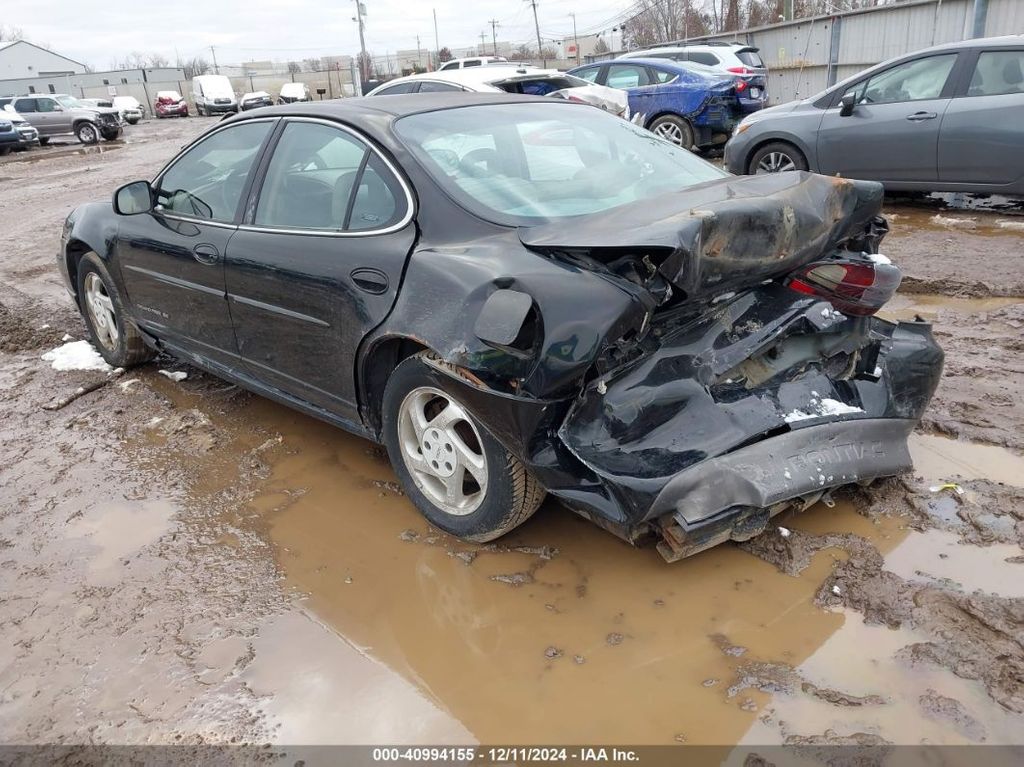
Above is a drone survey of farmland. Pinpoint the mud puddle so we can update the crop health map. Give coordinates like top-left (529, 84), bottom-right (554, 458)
top-left (909, 433), bottom-right (1024, 488)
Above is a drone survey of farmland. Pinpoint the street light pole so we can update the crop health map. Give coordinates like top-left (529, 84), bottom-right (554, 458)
top-left (527, 0), bottom-right (544, 68)
top-left (569, 12), bottom-right (579, 65)
top-left (353, 0), bottom-right (368, 82)
top-left (489, 19), bottom-right (500, 56)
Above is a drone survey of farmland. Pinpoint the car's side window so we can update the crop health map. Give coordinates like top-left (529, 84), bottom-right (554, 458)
top-left (848, 54), bottom-right (957, 105)
top-left (255, 121), bottom-right (406, 232)
top-left (967, 50), bottom-right (1024, 96)
top-left (439, 61), bottom-right (458, 71)
top-left (35, 98), bottom-right (56, 113)
top-left (155, 121), bottom-right (272, 223)
top-left (607, 65), bottom-right (650, 88)
top-left (651, 68), bottom-right (677, 84)
top-left (687, 52), bottom-right (719, 66)
top-left (14, 98), bottom-right (36, 113)
top-left (418, 81), bottom-right (462, 92)
top-left (464, 60), bottom-right (482, 67)
top-left (572, 67), bottom-right (600, 83)
top-left (378, 82), bottom-right (418, 95)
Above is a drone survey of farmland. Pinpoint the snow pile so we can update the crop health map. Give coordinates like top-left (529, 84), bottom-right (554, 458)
top-left (158, 370), bottom-right (188, 382)
top-left (41, 340), bottom-right (112, 372)
top-left (784, 397), bottom-right (863, 424)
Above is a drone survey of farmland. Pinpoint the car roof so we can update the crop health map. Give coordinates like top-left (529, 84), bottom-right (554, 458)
top-left (602, 57), bottom-right (726, 78)
top-left (227, 92), bottom-right (552, 124)
top-left (922, 34), bottom-right (1024, 53)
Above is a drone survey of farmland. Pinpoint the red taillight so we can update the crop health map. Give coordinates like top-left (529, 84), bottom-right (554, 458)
top-left (727, 66), bottom-right (752, 74)
top-left (788, 257), bottom-right (901, 316)
top-left (734, 79), bottom-right (748, 92)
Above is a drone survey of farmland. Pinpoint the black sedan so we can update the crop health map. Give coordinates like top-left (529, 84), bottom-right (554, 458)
top-left (58, 95), bottom-right (942, 561)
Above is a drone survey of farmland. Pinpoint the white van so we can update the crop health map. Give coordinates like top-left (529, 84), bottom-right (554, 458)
top-left (191, 75), bottom-right (238, 116)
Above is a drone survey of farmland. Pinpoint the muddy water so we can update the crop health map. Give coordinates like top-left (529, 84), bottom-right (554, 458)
top-left (224, 394), bottom-right (926, 745)
top-left (909, 433), bottom-right (1024, 488)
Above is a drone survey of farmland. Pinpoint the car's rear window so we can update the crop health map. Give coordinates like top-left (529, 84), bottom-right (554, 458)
top-left (736, 50), bottom-right (765, 68)
top-left (395, 102), bottom-right (727, 226)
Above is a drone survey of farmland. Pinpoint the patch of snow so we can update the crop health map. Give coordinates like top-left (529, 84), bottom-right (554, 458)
top-left (818, 398), bottom-right (863, 416)
top-left (158, 370), bottom-right (188, 382)
top-left (118, 378), bottom-right (141, 392)
top-left (39, 324), bottom-right (50, 329)
top-left (61, 333), bottom-right (74, 342)
top-left (873, 366), bottom-right (883, 377)
top-left (712, 291), bottom-right (736, 304)
top-left (784, 409), bottom-right (816, 423)
top-left (783, 469), bottom-right (792, 480)
top-left (996, 219), bottom-right (1024, 231)
top-left (40, 340), bottom-right (111, 372)
top-left (778, 526), bottom-right (791, 538)
top-left (931, 214), bottom-right (976, 230)
top-left (866, 253), bottom-right (892, 265)
top-left (831, 584), bottom-right (842, 596)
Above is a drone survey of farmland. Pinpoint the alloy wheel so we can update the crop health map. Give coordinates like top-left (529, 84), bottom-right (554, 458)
top-left (84, 272), bottom-right (119, 350)
top-left (755, 151), bottom-right (797, 173)
top-left (397, 386), bottom-right (488, 516)
top-left (653, 122), bottom-right (685, 146)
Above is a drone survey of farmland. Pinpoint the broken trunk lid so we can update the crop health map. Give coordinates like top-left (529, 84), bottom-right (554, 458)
top-left (518, 172), bottom-right (884, 301)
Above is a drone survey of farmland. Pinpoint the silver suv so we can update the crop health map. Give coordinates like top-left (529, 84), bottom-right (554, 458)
top-left (9, 94), bottom-right (123, 145)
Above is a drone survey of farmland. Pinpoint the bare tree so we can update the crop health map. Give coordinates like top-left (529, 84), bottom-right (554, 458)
top-left (539, 46), bottom-right (558, 61)
top-left (0, 24), bottom-right (24, 42)
top-left (513, 43), bottom-right (534, 60)
top-left (303, 57), bottom-right (323, 72)
top-left (287, 60), bottom-right (302, 74)
top-left (148, 52), bottom-right (169, 68)
top-left (438, 46), bottom-right (453, 63)
top-left (182, 56), bottom-right (210, 79)
top-left (593, 37), bottom-right (610, 55)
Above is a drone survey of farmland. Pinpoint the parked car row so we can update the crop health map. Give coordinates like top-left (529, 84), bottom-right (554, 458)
top-left (192, 75), bottom-right (313, 115)
top-left (0, 93), bottom-right (124, 150)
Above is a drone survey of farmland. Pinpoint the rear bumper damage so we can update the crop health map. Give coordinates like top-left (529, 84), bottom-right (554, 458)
top-left (652, 417), bottom-right (914, 561)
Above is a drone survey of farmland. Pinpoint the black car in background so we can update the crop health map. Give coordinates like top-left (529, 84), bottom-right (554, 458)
top-left (57, 95), bottom-right (942, 561)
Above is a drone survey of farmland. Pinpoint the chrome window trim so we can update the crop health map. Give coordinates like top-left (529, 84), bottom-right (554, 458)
top-left (151, 117), bottom-right (280, 228)
top-left (237, 116), bottom-right (416, 238)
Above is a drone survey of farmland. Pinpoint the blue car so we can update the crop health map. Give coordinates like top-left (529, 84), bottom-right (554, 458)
top-left (0, 109), bottom-right (39, 155)
top-left (568, 58), bottom-right (742, 149)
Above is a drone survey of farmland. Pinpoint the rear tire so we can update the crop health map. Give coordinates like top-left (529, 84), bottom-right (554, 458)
top-left (748, 141), bottom-right (808, 174)
top-left (649, 114), bottom-right (696, 150)
top-left (77, 252), bottom-right (153, 368)
top-left (38, 137), bottom-right (50, 146)
top-left (382, 352), bottom-right (545, 542)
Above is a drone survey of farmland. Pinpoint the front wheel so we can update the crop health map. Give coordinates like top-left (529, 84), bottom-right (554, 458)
top-left (382, 353), bottom-right (545, 542)
top-left (77, 253), bottom-right (154, 368)
top-left (76, 122), bottom-right (99, 144)
top-left (649, 114), bottom-right (695, 150)
top-left (748, 141), bottom-right (808, 174)
top-left (38, 137), bottom-right (50, 146)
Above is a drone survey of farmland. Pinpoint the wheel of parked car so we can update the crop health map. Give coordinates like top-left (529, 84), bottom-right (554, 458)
top-left (649, 115), bottom-right (695, 150)
top-left (0, 146), bottom-right (10, 156)
top-left (76, 122), bottom-right (99, 145)
top-left (748, 142), bottom-right (808, 174)
top-left (38, 137), bottom-right (50, 146)
top-left (382, 352), bottom-right (546, 542)
top-left (76, 252), bottom-right (154, 368)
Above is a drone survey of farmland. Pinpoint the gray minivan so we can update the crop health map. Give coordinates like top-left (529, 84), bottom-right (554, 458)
top-left (724, 36), bottom-right (1024, 195)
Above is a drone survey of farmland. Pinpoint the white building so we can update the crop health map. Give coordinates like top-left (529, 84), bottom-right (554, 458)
top-left (0, 40), bottom-right (87, 80)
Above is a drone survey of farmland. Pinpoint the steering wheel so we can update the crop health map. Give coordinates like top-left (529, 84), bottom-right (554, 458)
top-left (458, 148), bottom-right (500, 178)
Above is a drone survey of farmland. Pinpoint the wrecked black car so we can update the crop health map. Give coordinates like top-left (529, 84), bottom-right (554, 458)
top-left (58, 94), bottom-right (942, 561)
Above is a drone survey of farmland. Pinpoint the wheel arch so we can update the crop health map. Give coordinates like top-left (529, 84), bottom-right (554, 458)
top-left (359, 335), bottom-right (430, 437)
top-left (644, 110), bottom-right (691, 130)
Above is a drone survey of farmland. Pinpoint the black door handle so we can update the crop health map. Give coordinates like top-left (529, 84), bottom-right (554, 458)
top-left (905, 111), bottom-right (937, 121)
top-left (193, 243), bottom-right (220, 264)
top-left (350, 267), bottom-right (389, 294)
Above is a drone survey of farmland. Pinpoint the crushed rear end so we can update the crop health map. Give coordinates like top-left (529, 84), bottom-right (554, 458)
top-left (516, 172), bottom-right (942, 560)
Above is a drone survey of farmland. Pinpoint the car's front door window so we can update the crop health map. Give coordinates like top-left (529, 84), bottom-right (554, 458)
top-left (155, 121), bottom-right (272, 223)
top-left (606, 65), bottom-right (651, 89)
top-left (254, 121), bottom-right (405, 232)
top-left (848, 54), bottom-right (957, 105)
top-left (35, 98), bottom-right (57, 113)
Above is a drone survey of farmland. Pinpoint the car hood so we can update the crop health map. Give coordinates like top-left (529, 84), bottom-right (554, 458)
top-left (518, 171), bottom-right (883, 302)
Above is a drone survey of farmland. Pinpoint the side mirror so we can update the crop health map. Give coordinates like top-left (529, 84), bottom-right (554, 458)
top-left (52, 105), bottom-right (64, 112)
top-left (113, 180), bottom-right (154, 215)
top-left (839, 91), bottom-right (857, 117)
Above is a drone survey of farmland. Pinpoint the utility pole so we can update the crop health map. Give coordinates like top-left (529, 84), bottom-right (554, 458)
top-left (433, 8), bottom-right (440, 70)
top-left (488, 19), bottom-right (500, 56)
top-left (416, 34), bottom-right (422, 70)
top-left (353, 0), bottom-right (369, 83)
top-left (209, 46), bottom-right (219, 74)
top-left (568, 12), bottom-right (579, 65)
top-left (479, 30), bottom-right (487, 53)
top-left (527, 0), bottom-right (544, 67)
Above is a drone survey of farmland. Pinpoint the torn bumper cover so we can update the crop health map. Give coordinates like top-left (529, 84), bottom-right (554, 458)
top-left (651, 418), bottom-right (914, 561)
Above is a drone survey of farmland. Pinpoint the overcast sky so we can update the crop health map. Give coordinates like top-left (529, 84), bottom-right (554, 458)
top-left (8, 0), bottom-right (635, 69)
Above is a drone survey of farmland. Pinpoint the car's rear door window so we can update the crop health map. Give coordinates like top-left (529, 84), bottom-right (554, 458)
top-left (571, 66), bottom-right (600, 83)
top-left (254, 120), bottom-right (406, 232)
top-left (155, 121), bottom-right (272, 223)
top-left (14, 98), bottom-right (37, 113)
top-left (967, 50), bottom-right (1024, 96)
top-left (650, 68), bottom-right (678, 84)
top-left (418, 81), bottom-right (463, 92)
top-left (376, 81), bottom-right (418, 95)
top-left (606, 64), bottom-right (651, 88)
top-left (849, 54), bottom-right (957, 104)
top-left (687, 52), bottom-right (720, 66)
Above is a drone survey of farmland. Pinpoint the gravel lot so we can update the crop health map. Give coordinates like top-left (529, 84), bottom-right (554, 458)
top-left (1, 117), bottom-right (1023, 751)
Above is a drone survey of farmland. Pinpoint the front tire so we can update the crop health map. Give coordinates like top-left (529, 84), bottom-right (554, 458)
top-left (748, 141), bottom-right (808, 174)
top-left (38, 137), bottom-right (50, 146)
top-left (77, 253), bottom-right (153, 368)
top-left (76, 122), bottom-right (99, 145)
top-left (382, 353), bottom-right (545, 542)
top-left (649, 114), bottom-right (695, 150)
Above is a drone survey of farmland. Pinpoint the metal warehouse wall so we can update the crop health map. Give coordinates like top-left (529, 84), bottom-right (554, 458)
top-left (700, 0), bottom-right (1024, 104)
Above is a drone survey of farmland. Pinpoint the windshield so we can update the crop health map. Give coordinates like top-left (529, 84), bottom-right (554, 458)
top-left (395, 102), bottom-right (727, 225)
top-left (56, 95), bottom-right (81, 108)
